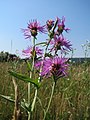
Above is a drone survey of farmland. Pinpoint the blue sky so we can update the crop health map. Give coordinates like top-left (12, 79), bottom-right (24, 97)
top-left (0, 0), bottom-right (90, 57)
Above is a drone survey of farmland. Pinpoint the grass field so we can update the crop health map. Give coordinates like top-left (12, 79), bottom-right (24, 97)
top-left (0, 61), bottom-right (90, 120)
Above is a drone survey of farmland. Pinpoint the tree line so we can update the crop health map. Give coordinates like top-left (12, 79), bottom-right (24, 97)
top-left (0, 51), bottom-right (19, 62)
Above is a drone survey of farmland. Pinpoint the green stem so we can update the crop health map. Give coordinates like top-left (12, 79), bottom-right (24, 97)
top-left (30, 38), bottom-right (37, 113)
top-left (28, 112), bottom-right (31, 120)
top-left (28, 89), bottom-right (37, 120)
top-left (28, 37), bottom-right (36, 120)
top-left (43, 82), bottom-right (55, 120)
top-left (28, 82), bottom-right (31, 105)
top-left (31, 88), bottom-right (37, 112)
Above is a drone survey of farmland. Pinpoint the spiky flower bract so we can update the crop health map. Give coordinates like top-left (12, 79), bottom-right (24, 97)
top-left (22, 20), bottom-right (46, 39)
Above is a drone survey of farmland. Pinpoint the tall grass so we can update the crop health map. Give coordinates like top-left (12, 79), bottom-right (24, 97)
top-left (0, 61), bottom-right (90, 120)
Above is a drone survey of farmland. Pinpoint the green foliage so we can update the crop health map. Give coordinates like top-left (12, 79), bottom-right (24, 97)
top-left (8, 70), bottom-right (41, 88)
top-left (0, 62), bottom-right (90, 120)
top-left (35, 42), bottom-right (47, 46)
top-left (0, 94), bottom-right (15, 103)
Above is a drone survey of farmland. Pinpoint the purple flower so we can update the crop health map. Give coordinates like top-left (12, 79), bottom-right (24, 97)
top-left (56, 16), bottom-right (70, 35)
top-left (35, 57), bottom-right (69, 80)
top-left (46, 19), bottom-right (54, 31)
top-left (22, 20), bottom-right (46, 39)
top-left (22, 46), bottom-right (43, 59)
top-left (50, 36), bottom-right (72, 53)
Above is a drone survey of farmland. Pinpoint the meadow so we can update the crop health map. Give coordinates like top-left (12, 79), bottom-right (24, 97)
top-left (0, 18), bottom-right (90, 120)
top-left (0, 61), bottom-right (90, 120)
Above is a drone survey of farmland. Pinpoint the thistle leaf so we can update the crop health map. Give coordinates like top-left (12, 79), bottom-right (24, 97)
top-left (8, 70), bottom-right (41, 88)
top-left (35, 42), bottom-right (47, 46)
top-left (0, 94), bottom-right (15, 103)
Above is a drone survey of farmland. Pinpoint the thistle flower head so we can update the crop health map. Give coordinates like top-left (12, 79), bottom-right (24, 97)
top-left (22, 46), bottom-right (43, 59)
top-left (56, 16), bottom-right (70, 35)
top-left (35, 57), bottom-right (69, 80)
top-left (46, 19), bottom-right (54, 31)
top-left (50, 36), bottom-right (72, 53)
top-left (22, 20), bottom-right (46, 39)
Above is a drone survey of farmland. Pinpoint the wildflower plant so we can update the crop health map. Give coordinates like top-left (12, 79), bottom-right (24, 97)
top-left (2, 17), bottom-right (72, 120)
